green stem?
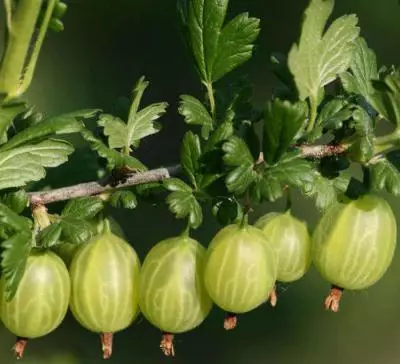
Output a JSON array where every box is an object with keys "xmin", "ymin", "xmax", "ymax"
[
  {"xmin": 0, "ymin": 0, "xmax": 44, "ymax": 99},
  {"xmin": 373, "ymin": 129, "xmax": 400, "ymax": 155},
  {"xmin": 306, "ymin": 97, "xmax": 318, "ymax": 134},
  {"xmin": 204, "ymin": 81, "xmax": 216, "ymax": 120},
  {"xmin": 15, "ymin": 0, "xmax": 58, "ymax": 99},
  {"xmin": 180, "ymin": 220, "xmax": 191, "ymax": 237}
]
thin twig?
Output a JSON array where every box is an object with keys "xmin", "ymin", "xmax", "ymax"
[
  {"xmin": 27, "ymin": 143, "xmax": 349, "ymax": 206},
  {"xmin": 28, "ymin": 165, "xmax": 181, "ymax": 205}
]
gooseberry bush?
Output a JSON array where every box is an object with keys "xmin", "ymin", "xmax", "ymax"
[{"xmin": 0, "ymin": 0, "xmax": 399, "ymax": 359}]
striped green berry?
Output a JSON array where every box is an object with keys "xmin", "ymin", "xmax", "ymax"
[
  {"xmin": 204, "ymin": 223, "xmax": 277, "ymax": 314},
  {"xmin": 139, "ymin": 235, "xmax": 212, "ymax": 333},
  {"xmin": 312, "ymin": 194, "xmax": 397, "ymax": 291},
  {"xmin": 255, "ymin": 210, "xmax": 311, "ymax": 282},
  {"xmin": 0, "ymin": 250, "xmax": 70, "ymax": 339},
  {"xmin": 69, "ymin": 220, "xmax": 140, "ymax": 358}
]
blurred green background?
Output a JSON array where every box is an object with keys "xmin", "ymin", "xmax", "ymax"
[{"xmin": 1, "ymin": 0, "xmax": 400, "ymax": 363}]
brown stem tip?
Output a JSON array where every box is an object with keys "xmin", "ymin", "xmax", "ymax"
[
  {"xmin": 13, "ymin": 337, "xmax": 28, "ymax": 359},
  {"xmin": 100, "ymin": 332, "xmax": 114, "ymax": 359},
  {"xmin": 160, "ymin": 333, "xmax": 175, "ymax": 357},
  {"xmin": 268, "ymin": 286, "xmax": 278, "ymax": 307},
  {"xmin": 324, "ymin": 285, "xmax": 344, "ymax": 312},
  {"xmin": 224, "ymin": 313, "xmax": 237, "ymax": 330}
]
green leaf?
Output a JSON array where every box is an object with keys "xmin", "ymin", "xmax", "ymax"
[
  {"xmin": 126, "ymin": 102, "xmax": 167, "ymax": 149},
  {"xmin": 1, "ymin": 230, "xmax": 32, "ymax": 301},
  {"xmin": 211, "ymin": 12, "xmax": 260, "ymax": 82},
  {"xmin": 317, "ymin": 97, "xmax": 353, "ymax": 130},
  {"xmin": 178, "ymin": 95, "xmax": 214, "ymax": 139},
  {"xmin": 369, "ymin": 69, "xmax": 400, "ymax": 125},
  {"xmin": 263, "ymin": 99, "xmax": 306, "ymax": 164},
  {"xmin": 0, "ymin": 202, "xmax": 32, "ymax": 301},
  {"xmin": 223, "ymin": 136, "xmax": 254, "ymax": 166},
  {"xmin": 61, "ymin": 197, "xmax": 104, "ymax": 220},
  {"xmin": 0, "ymin": 139, "xmax": 74, "ymax": 190},
  {"xmin": 109, "ymin": 191, "xmax": 138, "ymax": 209},
  {"xmin": 0, "ymin": 190, "xmax": 28, "ymax": 214},
  {"xmin": 37, "ymin": 222, "xmax": 62, "ymax": 248},
  {"xmin": 346, "ymin": 106, "xmax": 374, "ymax": 163},
  {"xmin": 177, "ymin": 0, "xmax": 228, "ymax": 83},
  {"xmin": 164, "ymin": 178, "xmax": 192, "ymax": 193},
  {"xmin": 181, "ymin": 131, "xmax": 201, "ymax": 188},
  {"xmin": 370, "ymin": 155, "xmax": 400, "ymax": 196},
  {"xmin": 288, "ymin": 0, "xmax": 359, "ymax": 103},
  {"xmin": 203, "ymin": 121, "xmax": 234, "ymax": 153},
  {"xmin": 166, "ymin": 190, "xmax": 203, "ymax": 229},
  {"xmin": 301, "ymin": 171, "xmax": 350, "ymax": 210},
  {"xmin": 177, "ymin": 0, "xmax": 259, "ymax": 83},
  {"xmin": 340, "ymin": 37, "xmax": 378, "ymax": 101},
  {"xmin": 0, "ymin": 109, "xmax": 99, "ymax": 152},
  {"xmin": 97, "ymin": 114, "xmax": 127, "ymax": 149},
  {"xmin": 60, "ymin": 217, "xmax": 92, "ymax": 245},
  {"xmin": 80, "ymin": 129, "xmax": 147, "ymax": 171},
  {"xmin": 223, "ymin": 136, "xmax": 256, "ymax": 194},
  {"xmin": 0, "ymin": 102, "xmax": 27, "ymax": 144}
]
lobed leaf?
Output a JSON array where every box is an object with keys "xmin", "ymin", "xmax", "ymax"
[
  {"xmin": 0, "ymin": 102, "xmax": 27, "ymax": 145},
  {"xmin": 223, "ymin": 135, "xmax": 254, "ymax": 167},
  {"xmin": 0, "ymin": 109, "xmax": 99, "ymax": 152},
  {"xmin": 181, "ymin": 131, "xmax": 201, "ymax": 188},
  {"xmin": 109, "ymin": 190, "xmax": 138, "ymax": 209},
  {"xmin": 0, "ymin": 190, "xmax": 28, "ymax": 214},
  {"xmin": 60, "ymin": 217, "xmax": 93, "ymax": 245},
  {"xmin": 177, "ymin": 0, "xmax": 259, "ymax": 83},
  {"xmin": 340, "ymin": 37, "xmax": 378, "ymax": 102},
  {"xmin": 370, "ymin": 153, "xmax": 400, "ymax": 196},
  {"xmin": 263, "ymin": 99, "xmax": 306, "ymax": 164},
  {"xmin": 61, "ymin": 196, "xmax": 104, "ymax": 220},
  {"xmin": 0, "ymin": 139, "xmax": 74, "ymax": 190},
  {"xmin": 288, "ymin": 0, "xmax": 359, "ymax": 103},
  {"xmin": 178, "ymin": 95, "xmax": 214, "ymax": 139},
  {"xmin": 36, "ymin": 222, "xmax": 62, "ymax": 248},
  {"xmin": 369, "ymin": 69, "xmax": 400, "ymax": 126},
  {"xmin": 211, "ymin": 12, "xmax": 260, "ymax": 82},
  {"xmin": 97, "ymin": 114, "xmax": 127, "ymax": 149}
]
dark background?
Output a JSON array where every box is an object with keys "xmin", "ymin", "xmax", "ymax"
[{"xmin": 1, "ymin": 1, "xmax": 400, "ymax": 363}]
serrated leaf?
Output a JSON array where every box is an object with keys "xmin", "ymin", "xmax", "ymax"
[
  {"xmin": 97, "ymin": 113, "xmax": 127, "ymax": 149},
  {"xmin": 0, "ymin": 109, "xmax": 99, "ymax": 152},
  {"xmin": 211, "ymin": 12, "xmax": 260, "ymax": 82},
  {"xmin": 37, "ymin": 222, "xmax": 62, "ymax": 248},
  {"xmin": 223, "ymin": 136, "xmax": 254, "ymax": 166},
  {"xmin": 301, "ymin": 171, "xmax": 350, "ymax": 210},
  {"xmin": 369, "ymin": 69, "xmax": 400, "ymax": 125},
  {"xmin": 0, "ymin": 190, "xmax": 28, "ymax": 214},
  {"xmin": 370, "ymin": 156, "xmax": 400, "ymax": 196},
  {"xmin": 225, "ymin": 164, "xmax": 256, "ymax": 195},
  {"xmin": 288, "ymin": 0, "xmax": 359, "ymax": 104},
  {"xmin": 0, "ymin": 102, "xmax": 27, "ymax": 144},
  {"xmin": 60, "ymin": 217, "xmax": 92, "ymax": 245},
  {"xmin": 1, "ymin": 230, "xmax": 32, "ymax": 301},
  {"xmin": 0, "ymin": 202, "xmax": 32, "ymax": 301},
  {"xmin": 126, "ymin": 102, "xmax": 167, "ymax": 149},
  {"xmin": 177, "ymin": 0, "xmax": 228, "ymax": 83},
  {"xmin": 203, "ymin": 121, "xmax": 234, "ymax": 153},
  {"xmin": 177, "ymin": 0, "xmax": 259, "ymax": 83},
  {"xmin": 340, "ymin": 37, "xmax": 378, "ymax": 101},
  {"xmin": 181, "ymin": 131, "xmax": 201, "ymax": 188},
  {"xmin": 80, "ymin": 129, "xmax": 147, "ymax": 172},
  {"xmin": 317, "ymin": 97, "xmax": 353, "ymax": 130},
  {"xmin": 109, "ymin": 191, "xmax": 138, "ymax": 209},
  {"xmin": 164, "ymin": 178, "xmax": 192, "ymax": 193},
  {"xmin": 0, "ymin": 139, "xmax": 74, "ymax": 190},
  {"xmin": 260, "ymin": 152, "xmax": 315, "ymax": 201},
  {"xmin": 166, "ymin": 190, "xmax": 203, "ymax": 229},
  {"xmin": 61, "ymin": 197, "xmax": 104, "ymax": 219},
  {"xmin": 347, "ymin": 106, "xmax": 374, "ymax": 163},
  {"xmin": 178, "ymin": 95, "xmax": 214, "ymax": 139},
  {"xmin": 263, "ymin": 99, "xmax": 306, "ymax": 164}
]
